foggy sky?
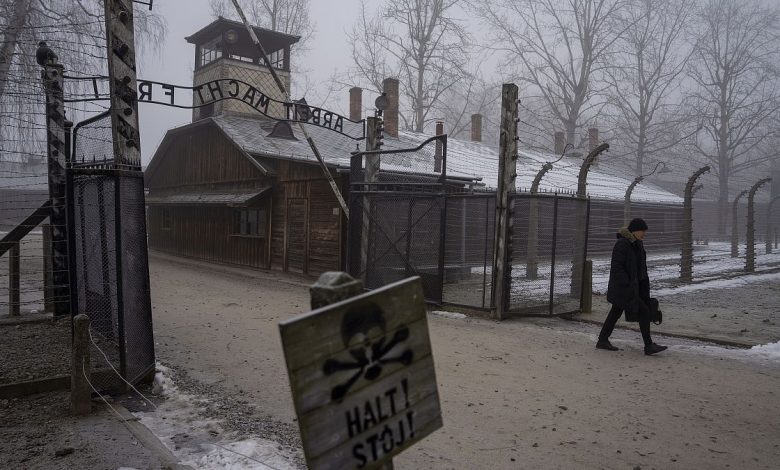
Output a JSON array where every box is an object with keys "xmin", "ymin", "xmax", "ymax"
[{"xmin": 137, "ymin": 0, "xmax": 363, "ymax": 166}]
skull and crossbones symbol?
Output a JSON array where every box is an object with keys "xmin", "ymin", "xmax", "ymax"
[{"xmin": 323, "ymin": 302, "xmax": 414, "ymax": 402}]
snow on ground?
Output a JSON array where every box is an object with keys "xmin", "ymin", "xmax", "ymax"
[
  {"xmin": 135, "ymin": 365, "xmax": 298, "ymax": 470},
  {"xmin": 430, "ymin": 310, "xmax": 467, "ymax": 320},
  {"xmin": 674, "ymin": 340, "xmax": 780, "ymax": 364},
  {"xmin": 590, "ymin": 241, "xmax": 780, "ymax": 295}
]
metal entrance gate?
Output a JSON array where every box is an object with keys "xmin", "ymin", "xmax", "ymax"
[
  {"xmin": 348, "ymin": 136, "xmax": 447, "ymax": 304},
  {"xmin": 67, "ymin": 112, "xmax": 155, "ymax": 391}
]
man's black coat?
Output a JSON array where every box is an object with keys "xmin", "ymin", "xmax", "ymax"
[{"xmin": 606, "ymin": 228, "xmax": 650, "ymax": 314}]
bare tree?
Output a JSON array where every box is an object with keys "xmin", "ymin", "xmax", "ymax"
[
  {"xmin": 210, "ymin": 0, "xmax": 314, "ymax": 95},
  {"xmin": 436, "ymin": 71, "xmax": 500, "ymax": 141},
  {"xmin": 345, "ymin": 0, "xmax": 472, "ymax": 133},
  {"xmin": 0, "ymin": 0, "xmax": 165, "ymax": 163},
  {"xmin": 605, "ymin": 0, "xmax": 693, "ymax": 175},
  {"xmin": 688, "ymin": 0, "xmax": 780, "ymax": 233},
  {"xmin": 475, "ymin": 0, "xmax": 630, "ymax": 148},
  {"xmin": 210, "ymin": 0, "xmax": 313, "ymax": 46}
]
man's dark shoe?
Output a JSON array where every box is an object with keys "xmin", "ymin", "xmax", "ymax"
[
  {"xmin": 596, "ymin": 340, "xmax": 619, "ymax": 351},
  {"xmin": 644, "ymin": 343, "xmax": 668, "ymax": 356}
]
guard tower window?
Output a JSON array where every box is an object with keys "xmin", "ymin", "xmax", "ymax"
[
  {"xmin": 199, "ymin": 38, "xmax": 222, "ymax": 67},
  {"xmin": 268, "ymin": 49, "xmax": 285, "ymax": 69}
]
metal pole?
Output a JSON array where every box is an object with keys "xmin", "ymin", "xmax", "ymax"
[
  {"xmin": 491, "ymin": 84, "xmax": 519, "ymax": 320},
  {"xmin": 746, "ymin": 178, "xmax": 772, "ymax": 272},
  {"xmin": 39, "ymin": 47, "xmax": 71, "ymax": 317},
  {"xmin": 680, "ymin": 166, "xmax": 710, "ymax": 282},
  {"xmin": 229, "ymin": 0, "xmax": 350, "ymax": 218}
]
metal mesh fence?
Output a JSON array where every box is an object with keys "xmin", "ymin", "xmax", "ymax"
[
  {"xmin": 507, "ymin": 194, "xmax": 589, "ymax": 315},
  {"xmin": 441, "ymin": 194, "xmax": 495, "ymax": 310},
  {"xmin": 71, "ymin": 172, "xmax": 121, "ymax": 391},
  {"xmin": 118, "ymin": 175, "xmax": 155, "ymax": 383},
  {"xmin": 348, "ymin": 138, "xmax": 446, "ymax": 304},
  {"xmin": 72, "ymin": 111, "xmax": 114, "ymax": 168},
  {"xmin": 351, "ymin": 193, "xmax": 445, "ymax": 304}
]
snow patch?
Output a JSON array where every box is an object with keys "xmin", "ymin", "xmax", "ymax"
[
  {"xmin": 747, "ymin": 341, "xmax": 780, "ymax": 360},
  {"xmin": 653, "ymin": 271, "xmax": 780, "ymax": 297},
  {"xmin": 136, "ymin": 364, "xmax": 298, "ymax": 470},
  {"xmin": 431, "ymin": 310, "xmax": 467, "ymax": 320}
]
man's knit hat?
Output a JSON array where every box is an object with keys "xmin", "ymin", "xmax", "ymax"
[{"xmin": 627, "ymin": 218, "xmax": 649, "ymax": 232}]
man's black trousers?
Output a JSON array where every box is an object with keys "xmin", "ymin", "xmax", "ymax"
[{"xmin": 598, "ymin": 303, "xmax": 653, "ymax": 346}]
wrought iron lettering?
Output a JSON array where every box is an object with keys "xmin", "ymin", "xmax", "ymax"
[{"xmin": 136, "ymin": 78, "xmax": 365, "ymax": 140}]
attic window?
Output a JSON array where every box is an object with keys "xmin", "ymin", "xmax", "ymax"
[{"xmin": 268, "ymin": 121, "xmax": 297, "ymax": 140}]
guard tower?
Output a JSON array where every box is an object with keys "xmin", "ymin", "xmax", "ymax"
[{"xmin": 185, "ymin": 17, "xmax": 300, "ymax": 121}]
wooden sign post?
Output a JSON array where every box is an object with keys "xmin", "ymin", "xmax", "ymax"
[{"xmin": 280, "ymin": 275, "xmax": 442, "ymax": 469}]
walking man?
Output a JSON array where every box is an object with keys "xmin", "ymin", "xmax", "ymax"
[{"xmin": 596, "ymin": 218, "xmax": 667, "ymax": 355}]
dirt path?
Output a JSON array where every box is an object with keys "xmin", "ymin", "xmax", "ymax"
[{"xmin": 149, "ymin": 253, "xmax": 780, "ymax": 469}]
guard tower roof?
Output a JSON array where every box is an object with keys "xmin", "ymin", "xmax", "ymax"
[{"xmin": 185, "ymin": 16, "xmax": 300, "ymax": 51}]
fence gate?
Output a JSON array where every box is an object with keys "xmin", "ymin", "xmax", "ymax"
[
  {"xmin": 67, "ymin": 111, "xmax": 155, "ymax": 391},
  {"xmin": 347, "ymin": 136, "xmax": 447, "ymax": 304},
  {"xmin": 507, "ymin": 193, "xmax": 590, "ymax": 315}
]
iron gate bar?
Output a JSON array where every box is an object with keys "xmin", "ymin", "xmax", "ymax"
[{"xmin": 358, "ymin": 194, "xmax": 444, "ymax": 277}]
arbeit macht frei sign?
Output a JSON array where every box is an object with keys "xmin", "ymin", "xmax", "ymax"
[{"xmin": 279, "ymin": 277, "xmax": 442, "ymax": 469}]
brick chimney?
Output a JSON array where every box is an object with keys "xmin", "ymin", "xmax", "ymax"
[
  {"xmin": 554, "ymin": 132, "xmax": 565, "ymax": 154},
  {"xmin": 471, "ymin": 114, "xmax": 482, "ymax": 142},
  {"xmin": 588, "ymin": 127, "xmax": 599, "ymax": 151},
  {"xmin": 383, "ymin": 77, "xmax": 399, "ymax": 137},
  {"xmin": 349, "ymin": 87, "xmax": 362, "ymax": 122},
  {"xmin": 434, "ymin": 120, "xmax": 444, "ymax": 173}
]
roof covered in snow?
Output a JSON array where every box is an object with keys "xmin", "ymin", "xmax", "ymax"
[{"xmin": 150, "ymin": 113, "xmax": 684, "ymax": 204}]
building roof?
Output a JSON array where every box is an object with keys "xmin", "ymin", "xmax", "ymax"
[
  {"xmin": 145, "ymin": 187, "xmax": 271, "ymax": 206},
  {"xmin": 148, "ymin": 113, "xmax": 683, "ymax": 204},
  {"xmin": 185, "ymin": 17, "xmax": 300, "ymax": 51},
  {"xmin": 215, "ymin": 114, "xmax": 682, "ymax": 203}
]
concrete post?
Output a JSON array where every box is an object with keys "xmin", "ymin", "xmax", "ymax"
[
  {"xmin": 571, "ymin": 143, "xmax": 609, "ymax": 298},
  {"xmin": 731, "ymin": 190, "xmax": 749, "ymax": 257},
  {"xmin": 746, "ymin": 178, "xmax": 771, "ymax": 272},
  {"xmin": 9, "ymin": 242, "xmax": 20, "ymax": 316},
  {"xmin": 681, "ymin": 166, "xmax": 710, "ymax": 282},
  {"xmin": 765, "ymin": 196, "xmax": 780, "ymax": 254},
  {"xmin": 492, "ymin": 84, "xmax": 519, "ymax": 320},
  {"xmin": 71, "ymin": 314, "xmax": 92, "ymax": 415},
  {"xmin": 527, "ymin": 163, "xmax": 552, "ymax": 279}
]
